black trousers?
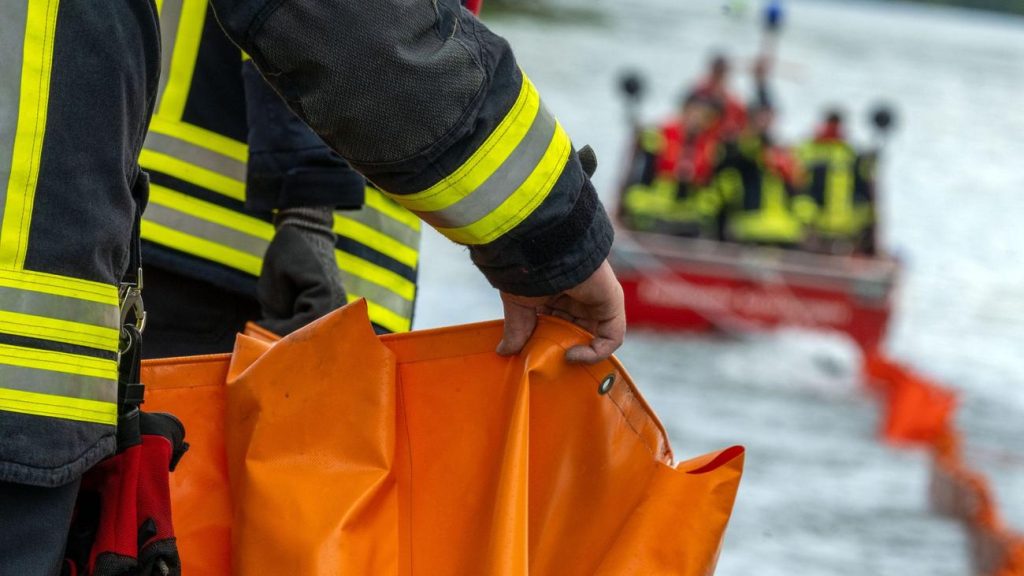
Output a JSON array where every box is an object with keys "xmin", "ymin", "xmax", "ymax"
[
  {"xmin": 0, "ymin": 480, "xmax": 80, "ymax": 576},
  {"xmin": 142, "ymin": 265, "xmax": 260, "ymax": 359}
]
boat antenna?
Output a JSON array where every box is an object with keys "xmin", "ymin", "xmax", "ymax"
[
  {"xmin": 869, "ymin": 103, "xmax": 897, "ymax": 152},
  {"xmin": 618, "ymin": 70, "xmax": 646, "ymax": 134},
  {"xmin": 761, "ymin": 0, "xmax": 785, "ymax": 62}
]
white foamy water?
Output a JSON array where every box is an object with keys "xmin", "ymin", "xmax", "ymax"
[{"xmin": 415, "ymin": 1, "xmax": 1024, "ymax": 573}]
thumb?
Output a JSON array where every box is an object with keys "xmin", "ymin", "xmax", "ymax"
[{"xmin": 497, "ymin": 296, "xmax": 539, "ymax": 356}]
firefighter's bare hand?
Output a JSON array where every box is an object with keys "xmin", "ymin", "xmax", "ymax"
[{"xmin": 496, "ymin": 260, "xmax": 626, "ymax": 364}]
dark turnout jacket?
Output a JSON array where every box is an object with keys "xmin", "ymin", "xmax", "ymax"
[{"xmin": 0, "ymin": 0, "xmax": 612, "ymax": 487}]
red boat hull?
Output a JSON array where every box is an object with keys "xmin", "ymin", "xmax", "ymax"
[{"xmin": 612, "ymin": 234, "xmax": 899, "ymax": 351}]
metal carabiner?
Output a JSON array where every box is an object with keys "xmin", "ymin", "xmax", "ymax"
[{"xmin": 119, "ymin": 267, "xmax": 147, "ymax": 336}]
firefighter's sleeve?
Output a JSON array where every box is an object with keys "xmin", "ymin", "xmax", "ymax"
[
  {"xmin": 210, "ymin": 0, "xmax": 612, "ymax": 297},
  {"xmin": 0, "ymin": 0, "xmax": 160, "ymax": 486}
]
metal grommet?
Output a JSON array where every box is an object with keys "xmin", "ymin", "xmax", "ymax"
[{"xmin": 598, "ymin": 374, "xmax": 616, "ymax": 395}]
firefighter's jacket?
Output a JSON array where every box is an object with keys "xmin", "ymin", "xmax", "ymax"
[
  {"xmin": 141, "ymin": 2, "xmax": 418, "ymax": 335},
  {"xmin": 796, "ymin": 138, "xmax": 875, "ymax": 240},
  {"xmin": 0, "ymin": 0, "xmax": 612, "ymax": 487}
]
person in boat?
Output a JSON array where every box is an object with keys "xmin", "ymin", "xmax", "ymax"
[
  {"xmin": 620, "ymin": 91, "xmax": 724, "ymax": 237},
  {"xmin": 0, "ymin": 1, "xmax": 627, "ymax": 571},
  {"xmin": 691, "ymin": 53, "xmax": 747, "ymax": 140},
  {"xmin": 709, "ymin": 98, "xmax": 812, "ymax": 248},
  {"xmin": 796, "ymin": 109, "xmax": 877, "ymax": 255}
]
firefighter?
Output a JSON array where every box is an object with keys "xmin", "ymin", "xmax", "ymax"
[
  {"xmin": 620, "ymin": 91, "xmax": 722, "ymax": 237},
  {"xmin": 691, "ymin": 53, "xmax": 747, "ymax": 139},
  {"xmin": 141, "ymin": 0, "xmax": 442, "ymax": 357},
  {"xmin": 711, "ymin": 100, "xmax": 810, "ymax": 248},
  {"xmin": 0, "ymin": 1, "xmax": 624, "ymax": 573},
  {"xmin": 796, "ymin": 109, "xmax": 876, "ymax": 254}
]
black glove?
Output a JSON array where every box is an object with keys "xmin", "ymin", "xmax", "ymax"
[{"xmin": 257, "ymin": 207, "xmax": 347, "ymax": 336}]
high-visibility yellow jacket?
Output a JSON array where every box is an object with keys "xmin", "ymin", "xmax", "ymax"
[
  {"xmin": 713, "ymin": 135, "xmax": 813, "ymax": 245},
  {"xmin": 141, "ymin": 1, "xmax": 421, "ymax": 335},
  {"xmin": 0, "ymin": 0, "xmax": 610, "ymax": 487},
  {"xmin": 619, "ymin": 129, "xmax": 718, "ymax": 237},
  {"xmin": 796, "ymin": 139, "xmax": 875, "ymax": 239}
]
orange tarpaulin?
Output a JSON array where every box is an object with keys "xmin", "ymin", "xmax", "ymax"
[{"xmin": 144, "ymin": 301, "xmax": 744, "ymax": 575}]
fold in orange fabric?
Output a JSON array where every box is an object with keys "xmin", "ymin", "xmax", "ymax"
[{"xmin": 144, "ymin": 300, "xmax": 744, "ymax": 575}]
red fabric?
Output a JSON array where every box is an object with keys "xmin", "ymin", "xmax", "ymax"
[
  {"xmin": 655, "ymin": 122, "xmax": 718, "ymax": 185},
  {"xmin": 136, "ymin": 434, "xmax": 178, "ymax": 561},
  {"xmin": 692, "ymin": 81, "xmax": 747, "ymax": 137},
  {"xmin": 815, "ymin": 121, "xmax": 845, "ymax": 143},
  {"xmin": 765, "ymin": 147, "xmax": 800, "ymax": 186},
  {"xmin": 82, "ymin": 444, "xmax": 142, "ymax": 570},
  {"xmin": 464, "ymin": 0, "xmax": 482, "ymax": 15},
  {"xmin": 69, "ymin": 427, "xmax": 181, "ymax": 575}
]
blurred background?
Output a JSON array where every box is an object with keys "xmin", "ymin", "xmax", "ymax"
[{"xmin": 414, "ymin": 0, "xmax": 1024, "ymax": 574}]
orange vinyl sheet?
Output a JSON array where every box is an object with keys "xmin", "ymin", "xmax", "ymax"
[{"xmin": 144, "ymin": 300, "xmax": 744, "ymax": 575}]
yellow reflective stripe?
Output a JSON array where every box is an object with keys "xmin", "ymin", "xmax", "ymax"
[
  {"xmin": 0, "ymin": 310, "xmax": 118, "ymax": 351},
  {"xmin": 0, "ymin": 268, "xmax": 118, "ymax": 306},
  {"xmin": 0, "ymin": 0, "xmax": 60, "ymax": 268},
  {"xmin": 149, "ymin": 185, "xmax": 272, "ymax": 240},
  {"xmin": 141, "ymin": 220, "xmax": 264, "ymax": 276},
  {"xmin": 364, "ymin": 187, "xmax": 420, "ymax": 231},
  {"xmin": 389, "ymin": 74, "xmax": 540, "ymax": 213},
  {"xmin": 438, "ymin": 122, "xmax": 571, "ymax": 245},
  {"xmin": 157, "ymin": 0, "xmax": 206, "ymax": 120},
  {"xmin": 0, "ymin": 388, "xmax": 116, "ymax": 425},
  {"xmin": 0, "ymin": 342, "xmax": 116, "ymax": 380},
  {"xmin": 334, "ymin": 215, "xmax": 419, "ymax": 269},
  {"xmin": 139, "ymin": 149, "xmax": 246, "ymax": 202},
  {"xmin": 336, "ymin": 251, "xmax": 415, "ymax": 302},
  {"xmin": 346, "ymin": 294, "xmax": 412, "ymax": 333},
  {"xmin": 148, "ymin": 115, "xmax": 248, "ymax": 164}
]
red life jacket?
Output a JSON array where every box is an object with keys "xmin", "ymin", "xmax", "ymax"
[
  {"xmin": 655, "ymin": 121, "xmax": 719, "ymax": 186},
  {"xmin": 692, "ymin": 81, "xmax": 747, "ymax": 138},
  {"xmin": 814, "ymin": 120, "xmax": 845, "ymax": 143},
  {"xmin": 765, "ymin": 146, "xmax": 800, "ymax": 186}
]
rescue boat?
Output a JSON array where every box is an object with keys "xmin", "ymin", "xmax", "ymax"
[
  {"xmin": 610, "ymin": 231, "xmax": 899, "ymax": 351},
  {"xmin": 610, "ymin": 65, "xmax": 902, "ymax": 350}
]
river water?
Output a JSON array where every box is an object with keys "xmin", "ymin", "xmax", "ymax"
[{"xmin": 414, "ymin": 1, "xmax": 1024, "ymax": 573}]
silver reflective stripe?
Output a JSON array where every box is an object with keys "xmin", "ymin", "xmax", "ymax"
[
  {"xmin": 0, "ymin": 366, "xmax": 116, "ymax": 403},
  {"xmin": 0, "ymin": 285, "xmax": 119, "ymax": 328},
  {"xmin": 345, "ymin": 206, "xmax": 421, "ymax": 250},
  {"xmin": 144, "ymin": 131, "xmax": 247, "ymax": 181},
  {"xmin": 149, "ymin": 200, "xmax": 414, "ymax": 317},
  {"xmin": 413, "ymin": 103, "xmax": 558, "ymax": 230},
  {"xmin": 0, "ymin": 1, "xmax": 29, "ymax": 227},
  {"xmin": 338, "ymin": 270, "xmax": 413, "ymax": 319},
  {"xmin": 155, "ymin": 0, "xmax": 183, "ymax": 108},
  {"xmin": 144, "ymin": 202, "xmax": 270, "ymax": 257}
]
